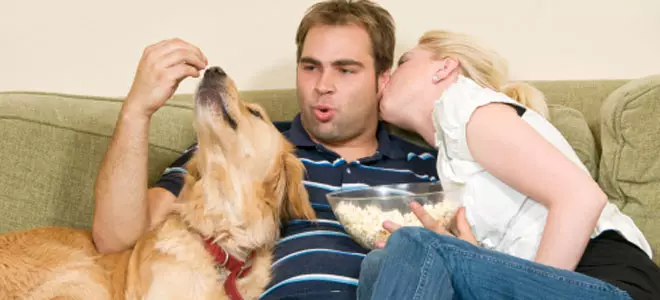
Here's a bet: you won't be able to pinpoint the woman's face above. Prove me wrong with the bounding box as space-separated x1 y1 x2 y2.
379 46 445 128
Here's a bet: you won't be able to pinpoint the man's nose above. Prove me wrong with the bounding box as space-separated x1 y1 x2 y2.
315 70 336 95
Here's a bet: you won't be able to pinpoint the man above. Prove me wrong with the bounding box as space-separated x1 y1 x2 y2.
91 0 439 298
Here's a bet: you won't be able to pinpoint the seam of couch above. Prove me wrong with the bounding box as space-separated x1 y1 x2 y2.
0 115 186 153
0 91 194 110
609 85 659 207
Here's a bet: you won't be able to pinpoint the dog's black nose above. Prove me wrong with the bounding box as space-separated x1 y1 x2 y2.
205 66 226 77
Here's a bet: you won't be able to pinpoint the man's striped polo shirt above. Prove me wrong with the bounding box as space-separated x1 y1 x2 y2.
153 114 439 300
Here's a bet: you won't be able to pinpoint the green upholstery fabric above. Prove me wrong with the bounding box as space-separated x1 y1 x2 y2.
598 75 660 263
0 92 196 233
1 76 658 265
531 80 627 147
548 104 599 179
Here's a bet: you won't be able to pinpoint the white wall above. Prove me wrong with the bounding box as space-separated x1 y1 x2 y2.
1 0 659 97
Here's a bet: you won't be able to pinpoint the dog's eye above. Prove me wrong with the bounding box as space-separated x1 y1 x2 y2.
248 107 263 119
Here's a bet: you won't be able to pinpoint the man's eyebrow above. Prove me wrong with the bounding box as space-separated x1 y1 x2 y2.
299 57 321 65
332 59 364 68
299 57 364 68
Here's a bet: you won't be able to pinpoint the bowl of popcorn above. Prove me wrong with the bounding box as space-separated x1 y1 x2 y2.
326 182 460 250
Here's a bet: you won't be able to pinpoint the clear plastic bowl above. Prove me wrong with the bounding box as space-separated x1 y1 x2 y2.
326 182 460 250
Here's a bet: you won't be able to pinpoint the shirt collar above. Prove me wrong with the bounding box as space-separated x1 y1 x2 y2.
287 114 406 160
287 114 316 147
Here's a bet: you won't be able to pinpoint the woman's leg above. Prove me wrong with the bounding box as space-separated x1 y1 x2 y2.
575 230 660 300
357 227 633 300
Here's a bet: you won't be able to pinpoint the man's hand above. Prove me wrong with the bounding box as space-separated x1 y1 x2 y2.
123 38 208 118
375 203 478 248
92 38 206 253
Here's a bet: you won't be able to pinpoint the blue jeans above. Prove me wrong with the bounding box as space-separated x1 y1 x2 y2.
357 227 633 300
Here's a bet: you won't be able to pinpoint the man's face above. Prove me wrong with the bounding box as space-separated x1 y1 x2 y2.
296 24 386 144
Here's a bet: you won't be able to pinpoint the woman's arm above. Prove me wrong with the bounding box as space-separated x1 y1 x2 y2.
465 103 607 270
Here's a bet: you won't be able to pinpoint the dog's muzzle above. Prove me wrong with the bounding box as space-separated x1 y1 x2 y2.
204 66 226 78
196 66 237 130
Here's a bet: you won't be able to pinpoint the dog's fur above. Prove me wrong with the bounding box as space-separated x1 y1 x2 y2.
0 66 316 299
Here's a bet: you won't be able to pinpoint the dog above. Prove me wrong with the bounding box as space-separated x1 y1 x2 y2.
0 66 316 299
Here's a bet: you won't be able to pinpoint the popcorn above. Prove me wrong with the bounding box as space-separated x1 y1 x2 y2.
334 201 458 249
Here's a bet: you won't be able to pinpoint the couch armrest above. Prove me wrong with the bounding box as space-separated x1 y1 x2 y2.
598 74 660 263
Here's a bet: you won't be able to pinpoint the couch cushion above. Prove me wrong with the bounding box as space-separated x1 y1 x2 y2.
548 104 599 179
598 75 660 263
0 92 196 233
531 80 627 146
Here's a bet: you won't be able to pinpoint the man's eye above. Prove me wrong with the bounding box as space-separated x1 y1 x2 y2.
247 107 263 119
340 68 355 74
302 65 316 71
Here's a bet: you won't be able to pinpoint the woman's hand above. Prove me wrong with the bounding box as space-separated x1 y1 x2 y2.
375 202 478 248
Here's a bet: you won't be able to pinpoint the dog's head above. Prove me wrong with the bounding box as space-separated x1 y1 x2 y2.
176 66 315 251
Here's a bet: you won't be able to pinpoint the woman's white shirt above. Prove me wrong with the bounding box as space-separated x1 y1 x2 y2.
432 75 653 260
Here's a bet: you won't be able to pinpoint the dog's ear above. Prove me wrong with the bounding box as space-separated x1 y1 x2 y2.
280 151 316 221
184 155 201 180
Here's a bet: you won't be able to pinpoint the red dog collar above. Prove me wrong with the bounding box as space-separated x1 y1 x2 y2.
204 238 254 300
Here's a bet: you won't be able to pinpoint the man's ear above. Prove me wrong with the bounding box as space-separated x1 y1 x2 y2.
432 57 460 84
377 68 391 98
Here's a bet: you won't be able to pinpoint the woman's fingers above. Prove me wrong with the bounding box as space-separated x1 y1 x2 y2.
454 207 478 245
377 204 478 250
382 220 401 233
410 202 448 235
376 221 401 249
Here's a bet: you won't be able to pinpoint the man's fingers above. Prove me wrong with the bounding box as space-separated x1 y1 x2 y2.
156 38 206 61
382 220 401 233
147 38 207 69
142 38 171 57
159 49 207 71
167 64 201 82
410 202 441 231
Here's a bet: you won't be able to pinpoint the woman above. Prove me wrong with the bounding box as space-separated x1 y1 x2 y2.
357 30 660 299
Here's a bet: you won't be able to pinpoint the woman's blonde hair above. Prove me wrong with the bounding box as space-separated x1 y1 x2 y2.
418 30 549 119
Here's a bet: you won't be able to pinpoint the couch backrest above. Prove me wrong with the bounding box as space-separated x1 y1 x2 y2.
530 79 627 143
0 92 196 233
0 79 628 233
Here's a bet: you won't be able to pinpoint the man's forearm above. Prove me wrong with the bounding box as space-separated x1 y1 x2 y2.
92 107 151 253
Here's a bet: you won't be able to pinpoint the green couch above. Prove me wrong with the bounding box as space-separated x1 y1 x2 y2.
1 75 659 265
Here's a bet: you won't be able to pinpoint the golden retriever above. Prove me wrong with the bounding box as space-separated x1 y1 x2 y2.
0 66 316 299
